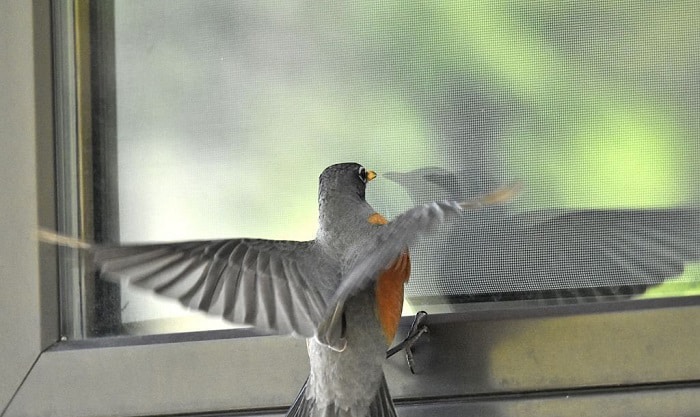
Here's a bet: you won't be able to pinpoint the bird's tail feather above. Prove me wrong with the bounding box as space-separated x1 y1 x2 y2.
286 378 314 417
286 375 397 417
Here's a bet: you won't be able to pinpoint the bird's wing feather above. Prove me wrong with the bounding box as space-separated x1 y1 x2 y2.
320 185 519 330
331 201 464 311
385 167 699 300
314 200 468 349
94 239 340 337
527 208 700 284
434 208 700 299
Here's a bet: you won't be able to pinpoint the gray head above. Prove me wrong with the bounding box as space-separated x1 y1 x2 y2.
319 162 376 201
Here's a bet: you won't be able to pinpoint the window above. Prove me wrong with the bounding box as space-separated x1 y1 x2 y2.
80 0 700 338
2 1 699 416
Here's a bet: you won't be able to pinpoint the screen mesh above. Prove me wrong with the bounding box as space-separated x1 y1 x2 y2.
91 1 700 334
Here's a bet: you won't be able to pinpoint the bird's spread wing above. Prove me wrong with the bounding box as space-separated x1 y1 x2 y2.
428 208 700 301
94 239 340 337
526 208 700 285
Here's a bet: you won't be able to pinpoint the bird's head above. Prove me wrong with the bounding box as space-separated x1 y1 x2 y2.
319 162 376 201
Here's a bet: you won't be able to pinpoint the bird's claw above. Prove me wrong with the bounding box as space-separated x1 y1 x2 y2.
386 311 429 374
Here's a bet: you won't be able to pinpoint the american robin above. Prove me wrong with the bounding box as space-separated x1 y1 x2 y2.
93 162 516 417
386 166 700 303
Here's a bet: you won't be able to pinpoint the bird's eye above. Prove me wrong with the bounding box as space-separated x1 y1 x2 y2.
358 167 367 183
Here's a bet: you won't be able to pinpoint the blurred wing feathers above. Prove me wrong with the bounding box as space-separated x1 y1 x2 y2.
441 208 700 297
333 201 463 307
531 208 700 283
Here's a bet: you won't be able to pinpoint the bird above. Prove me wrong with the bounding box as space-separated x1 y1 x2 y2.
91 162 517 417
385 166 700 304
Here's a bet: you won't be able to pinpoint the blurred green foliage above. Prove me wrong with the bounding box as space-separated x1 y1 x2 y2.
117 1 699 297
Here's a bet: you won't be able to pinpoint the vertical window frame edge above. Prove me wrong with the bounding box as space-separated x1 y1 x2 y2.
0 0 59 413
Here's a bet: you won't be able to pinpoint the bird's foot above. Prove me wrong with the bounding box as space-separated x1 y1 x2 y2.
386 311 429 374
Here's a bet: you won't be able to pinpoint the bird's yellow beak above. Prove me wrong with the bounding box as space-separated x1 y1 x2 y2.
366 170 377 182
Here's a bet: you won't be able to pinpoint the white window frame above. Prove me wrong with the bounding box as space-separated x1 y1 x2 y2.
2 2 699 416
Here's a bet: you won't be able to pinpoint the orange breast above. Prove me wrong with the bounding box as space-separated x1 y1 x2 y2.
368 213 411 345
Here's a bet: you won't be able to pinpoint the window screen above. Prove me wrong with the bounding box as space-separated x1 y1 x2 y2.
80 1 700 337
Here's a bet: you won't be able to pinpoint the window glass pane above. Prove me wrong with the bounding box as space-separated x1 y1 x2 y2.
86 1 700 337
